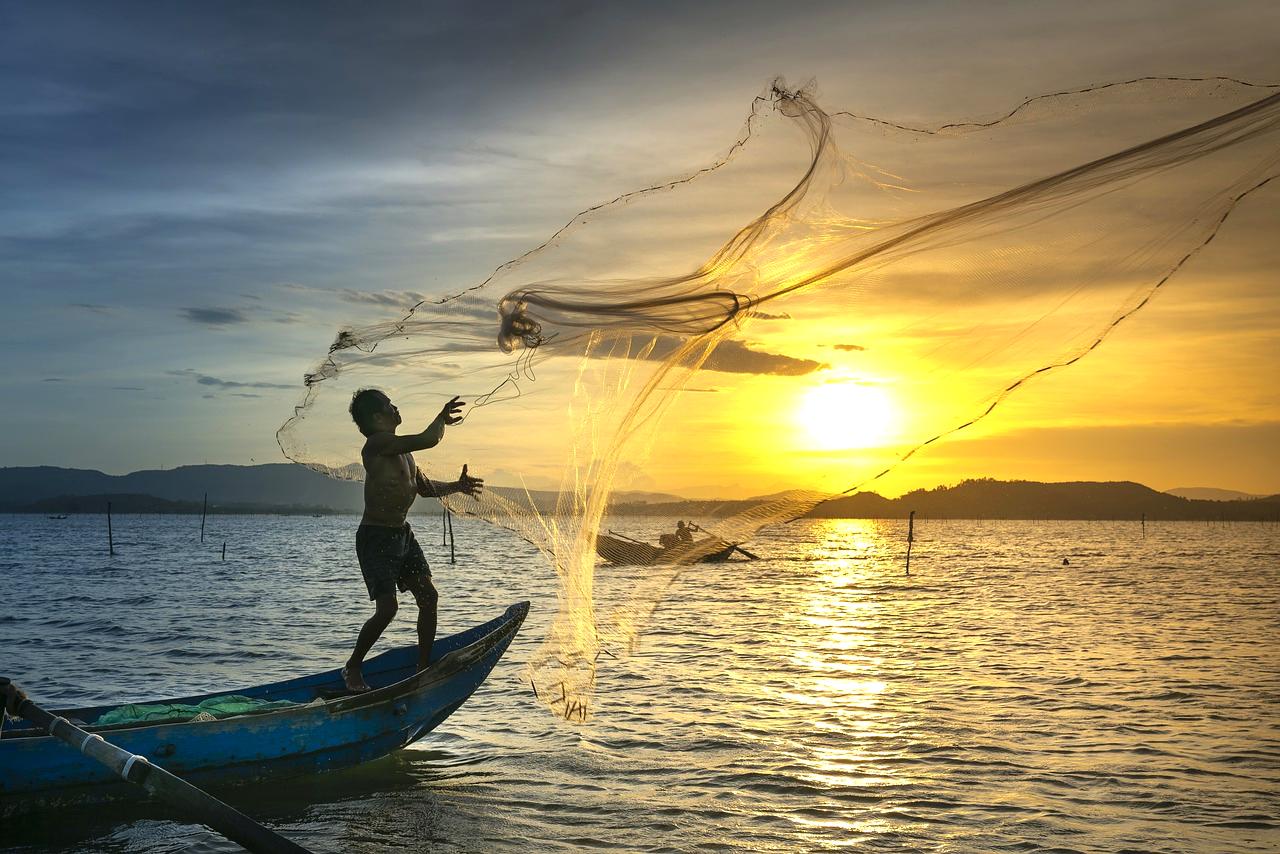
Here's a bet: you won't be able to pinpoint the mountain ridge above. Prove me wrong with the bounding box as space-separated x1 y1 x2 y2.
612 478 1280 521
0 465 681 515
1165 486 1264 501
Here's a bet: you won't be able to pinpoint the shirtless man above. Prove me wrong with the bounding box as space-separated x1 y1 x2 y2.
342 388 483 692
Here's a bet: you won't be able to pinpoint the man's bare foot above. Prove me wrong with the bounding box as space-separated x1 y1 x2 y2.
342 664 371 692
416 660 432 673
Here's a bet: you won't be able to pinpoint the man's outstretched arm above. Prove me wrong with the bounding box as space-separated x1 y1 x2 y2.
366 397 465 456
417 464 484 499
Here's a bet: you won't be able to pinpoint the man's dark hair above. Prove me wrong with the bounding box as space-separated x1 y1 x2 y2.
349 388 387 436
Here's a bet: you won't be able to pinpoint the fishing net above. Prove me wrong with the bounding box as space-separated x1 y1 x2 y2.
278 77 1280 721
95 695 299 727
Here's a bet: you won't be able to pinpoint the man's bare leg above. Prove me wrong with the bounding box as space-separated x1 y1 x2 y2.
408 577 439 671
344 594 398 691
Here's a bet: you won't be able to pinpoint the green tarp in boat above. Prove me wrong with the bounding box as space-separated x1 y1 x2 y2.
95 694 298 726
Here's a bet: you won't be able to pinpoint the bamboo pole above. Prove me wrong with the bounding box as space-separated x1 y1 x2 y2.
0 679 311 854
107 501 114 556
200 492 208 543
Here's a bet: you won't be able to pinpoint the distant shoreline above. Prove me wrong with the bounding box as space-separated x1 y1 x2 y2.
609 479 1280 522
2 468 1276 522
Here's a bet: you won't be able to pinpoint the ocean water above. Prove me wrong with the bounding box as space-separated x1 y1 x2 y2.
1 513 1277 853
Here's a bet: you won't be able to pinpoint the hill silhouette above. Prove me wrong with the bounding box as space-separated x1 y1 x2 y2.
0 464 364 512
611 478 1280 521
0 465 679 516
1166 486 1263 501
1 467 1276 521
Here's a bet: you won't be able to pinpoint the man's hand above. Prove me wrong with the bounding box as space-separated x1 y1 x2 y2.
456 463 484 498
435 396 466 426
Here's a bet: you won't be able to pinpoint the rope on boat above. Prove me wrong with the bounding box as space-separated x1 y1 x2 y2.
121 753 150 781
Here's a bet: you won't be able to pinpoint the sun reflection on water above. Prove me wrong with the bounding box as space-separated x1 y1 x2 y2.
761 518 921 845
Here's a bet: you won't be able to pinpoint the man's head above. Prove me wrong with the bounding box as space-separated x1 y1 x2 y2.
349 388 401 436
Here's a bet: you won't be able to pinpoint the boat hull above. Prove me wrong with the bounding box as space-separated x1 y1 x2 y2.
595 534 737 565
0 601 529 815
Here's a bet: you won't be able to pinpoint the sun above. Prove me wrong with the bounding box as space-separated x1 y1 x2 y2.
797 381 898 450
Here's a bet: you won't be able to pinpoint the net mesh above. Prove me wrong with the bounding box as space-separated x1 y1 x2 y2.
278 77 1280 721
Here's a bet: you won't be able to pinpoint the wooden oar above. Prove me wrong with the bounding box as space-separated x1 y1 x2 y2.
606 529 650 546
1 677 312 854
689 524 760 560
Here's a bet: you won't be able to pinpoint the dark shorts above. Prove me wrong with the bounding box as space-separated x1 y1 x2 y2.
356 523 431 601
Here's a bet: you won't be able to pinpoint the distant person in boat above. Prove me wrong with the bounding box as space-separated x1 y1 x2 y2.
676 520 695 545
342 389 484 693
659 520 696 550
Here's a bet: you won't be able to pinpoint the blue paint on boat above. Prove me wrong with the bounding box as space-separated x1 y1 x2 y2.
0 601 529 815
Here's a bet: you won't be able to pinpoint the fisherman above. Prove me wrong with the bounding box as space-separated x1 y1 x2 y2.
659 520 696 550
675 519 695 545
342 389 483 693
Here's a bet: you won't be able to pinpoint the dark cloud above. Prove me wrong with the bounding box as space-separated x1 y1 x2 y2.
69 302 113 314
42 377 65 382
580 336 824 375
749 311 791 320
832 343 866 351
641 337 826 376
112 386 145 391
168 369 294 390
181 307 249 326
703 340 826 375
339 289 428 308
279 284 447 316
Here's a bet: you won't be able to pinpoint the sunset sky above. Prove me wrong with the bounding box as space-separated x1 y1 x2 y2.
3 1 1278 497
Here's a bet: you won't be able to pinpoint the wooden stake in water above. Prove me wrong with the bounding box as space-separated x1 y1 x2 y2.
1141 512 1146 539
221 541 226 562
905 510 915 576
200 492 208 543
446 506 456 565
107 501 114 556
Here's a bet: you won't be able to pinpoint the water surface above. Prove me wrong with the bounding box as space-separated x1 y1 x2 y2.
2 514 1277 852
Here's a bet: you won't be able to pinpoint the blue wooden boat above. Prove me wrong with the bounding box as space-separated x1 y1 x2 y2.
0 601 528 816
